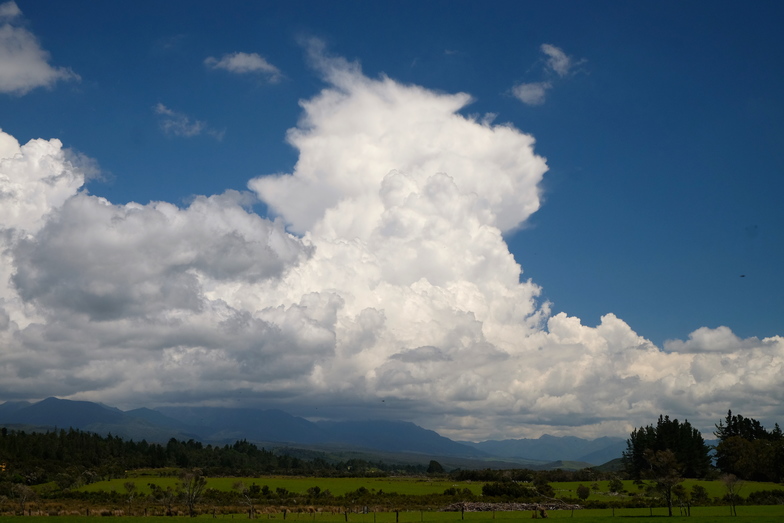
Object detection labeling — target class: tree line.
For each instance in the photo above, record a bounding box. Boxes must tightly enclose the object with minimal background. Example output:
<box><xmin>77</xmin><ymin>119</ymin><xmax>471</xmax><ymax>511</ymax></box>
<box><xmin>623</xmin><ymin>411</ymin><xmax>784</xmax><ymax>482</ymax></box>
<box><xmin>0</xmin><ymin>427</ymin><xmax>426</xmax><ymax>493</ymax></box>
<box><xmin>622</xmin><ymin>411</ymin><xmax>784</xmax><ymax>516</ymax></box>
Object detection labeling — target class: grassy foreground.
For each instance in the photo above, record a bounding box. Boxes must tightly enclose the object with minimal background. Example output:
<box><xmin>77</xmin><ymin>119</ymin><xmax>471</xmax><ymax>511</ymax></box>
<box><xmin>2</xmin><ymin>505</ymin><xmax>784</xmax><ymax>522</ymax></box>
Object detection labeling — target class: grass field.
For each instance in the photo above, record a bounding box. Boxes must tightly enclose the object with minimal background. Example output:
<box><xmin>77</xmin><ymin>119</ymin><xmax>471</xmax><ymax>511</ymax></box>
<box><xmin>78</xmin><ymin>477</ymin><xmax>484</xmax><ymax>496</ymax></box>
<box><xmin>77</xmin><ymin>476</ymin><xmax>780</xmax><ymax>501</ymax></box>
<box><xmin>553</xmin><ymin>478</ymin><xmax>779</xmax><ymax>501</ymax></box>
<box><xmin>2</xmin><ymin>504</ymin><xmax>784</xmax><ymax>522</ymax></box>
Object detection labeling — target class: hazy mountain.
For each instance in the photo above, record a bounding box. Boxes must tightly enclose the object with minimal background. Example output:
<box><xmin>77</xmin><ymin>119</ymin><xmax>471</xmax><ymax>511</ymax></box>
<box><xmin>0</xmin><ymin>398</ymin><xmax>196</xmax><ymax>442</ymax></box>
<box><xmin>155</xmin><ymin>406</ymin><xmax>326</xmax><ymax>444</ymax></box>
<box><xmin>462</xmin><ymin>434</ymin><xmax>627</xmax><ymax>465</ymax></box>
<box><xmin>7</xmin><ymin>397</ymin><xmax>124</xmax><ymax>427</ymax></box>
<box><xmin>125</xmin><ymin>407</ymin><xmax>196</xmax><ymax>431</ymax></box>
<box><xmin>316</xmin><ymin>419</ymin><xmax>488</xmax><ymax>457</ymax></box>
<box><xmin>577</xmin><ymin>439</ymin><xmax>629</xmax><ymax>465</ymax></box>
<box><xmin>0</xmin><ymin>400</ymin><xmax>31</xmax><ymax>415</ymax></box>
<box><xmin>0</xmin><ymin>398</ymin><xmax>623</xmax><ymax>467</ymax></box>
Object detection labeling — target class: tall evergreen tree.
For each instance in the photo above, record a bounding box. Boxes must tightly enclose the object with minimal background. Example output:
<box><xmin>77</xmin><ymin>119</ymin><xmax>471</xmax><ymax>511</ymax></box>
<box><xmin>714</xmin><ymin>410</ymin><xmax>784</xmax><ymax>482</ymax></box>
<box><xmin>623</xmin><ymin>415</ymin><xmax>711</xmax><ymax>479</ymax></box>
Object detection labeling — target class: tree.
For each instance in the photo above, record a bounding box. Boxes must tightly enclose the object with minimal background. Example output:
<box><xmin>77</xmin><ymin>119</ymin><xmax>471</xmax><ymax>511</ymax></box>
<box><xmin>671</xmin><ymin>484</ymin><xmax>690</xmax><ymax>516</ymax></box>
<box><xmin>715</xmin><ymin>410</ymin><xmax>769</xmax><ymax>441</ymax></box>
<box><xmin>179</xmin><ymin>468</ymin><xmax>207</xmax><ymax>517</ymax></box>
<box><xmin>607</xmin><ymin>476</ymin><xmax>624</xmax><ymax>493</ymax></box>
<box><xmin>481</xmin><ymin>481</ymin><xmax>537</xmax><ymax>499</ymax></box>
<box><xmin>233</xmin><ymin>481</ymin><xmax>257</xmax><ymax>518</ymax></box>
<box><xmin>690</xmin><ymin>484</ymin><xmax>709</xmax><ymax>505</ymax></box>
<box><xmin>714</xmin><ymin>411</ymin><xmax>784</xmax><ymax>482</ymax></box>
<box><xmin>123</xmin><ymin>481</ymin><xmax>137</xmax><ymax>515</ymax></box>
<box><xmin>721</xmin><ymin>473</ymin><xmax>743</xmax><ymax>517</ymax></box>
<box><xmin>642</xmin><ymin>449</ymin><xmax>683</xmax><ymax>517</ymax></box>
<box><xmin>624</xmin><ymin>415</ymin><xmax>711</xmax><ymax>478</ymax></box>
<box><xmin>533</xmin><ymin>476</ymin><xmax>555</xmax><ymax>498</ymax></box>
<box><xmin>575</xmin><ymin>484</ymin><xmax>590</xmax><ymax>501</ymax></box>
<box><xmin>427</xmin><ymin>460</ymin><xmax>445</xmax><ymax>474</ymax></box>
<box><xmin>149</xmin><ymin>483</ymin><xmax>177</xmax><ymax>516</ymax></box>
<box><xmin>11</xmin><ymin>484</ymin><xmax>35</xmax><ymax>514</ymax></box>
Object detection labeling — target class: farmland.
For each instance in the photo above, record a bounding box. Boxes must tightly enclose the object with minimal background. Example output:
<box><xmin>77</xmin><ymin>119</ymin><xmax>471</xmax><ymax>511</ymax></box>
<box><xmin>2</xmin><ymin>504</ymin><xmax>784</xmax><ymax>521</ymax></box>
<box><xmin>1</xmin><ymin>473</ymin><xmax>780</xmax><ymax>521</ymax></box>
<box><xmin>78</xmin><ymin>476</ymin><xmax>483</xmax><ymax>497</ymax></box>
<box><xmin>76</xmin><ymin>476</ymin><xmax>780</xmax><ymax>501</ymax></box>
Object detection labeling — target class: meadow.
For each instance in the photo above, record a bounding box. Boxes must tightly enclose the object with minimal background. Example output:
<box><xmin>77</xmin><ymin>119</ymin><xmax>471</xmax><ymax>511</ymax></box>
<box><xmin>552</xmin><ymin>478</ymin><xmax>778</xmax><ymax>501</ymax></box>
<box><xmin>78</xmin><ymin>476</ymin><xmax>483</xmax><ymax>497</ymax></box>
<box><xmin>2</xmin><ymin>505</ymin><xmax>784</xmax><ymax>522</ymax></box>
<box><xmin>77</xmin><ymin>476</ymin><xmax>779</xmax><ymax>501</ymax></box>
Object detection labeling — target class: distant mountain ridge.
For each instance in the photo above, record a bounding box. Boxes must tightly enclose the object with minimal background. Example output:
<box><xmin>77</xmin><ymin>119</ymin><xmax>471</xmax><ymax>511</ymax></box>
<box><xmin>461</xmin><ymin>434</ymin><xmax>627</xmax><ymax>465</ymax></box>
<box><xmin>0</xmin><ymin>398</ymin><xmax>625</xmax><ymax>467</ymax></box>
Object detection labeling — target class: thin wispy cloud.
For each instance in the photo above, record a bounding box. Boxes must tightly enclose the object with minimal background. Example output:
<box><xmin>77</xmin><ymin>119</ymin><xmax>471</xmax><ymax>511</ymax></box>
<box><xmin>511</xmin><ymin>81</ymin><xmax>551</xmax><ymax>106</ymax></box>
<box><xmin>541</xmin><ymin>43</ymin><xmax>577</xmax><ymax>77</ymax></box>
<box><xmin>205</xmin><ymin>52</ymin><xmax>282</xmax><ymax>83</ymax></box>
<box><xmin>0</xmin><ymin>1</ymin><xmax>79</xmax><ymax>95</ymax></box>
<box><xmin>512</xmin><ymin>43</ymin><xmax>584</xmax><ymax>106</ymax></box>
<box><xmin>154</xmin><ymin>103</ymin><xmax>224</xmax><ymax>140</ymax></box>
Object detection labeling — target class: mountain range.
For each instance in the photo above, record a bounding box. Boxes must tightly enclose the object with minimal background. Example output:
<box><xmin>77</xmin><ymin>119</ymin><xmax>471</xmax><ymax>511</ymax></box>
<box><xmin>0</xmin><ymin>397</ymin><xmax>626</xmax><ymax>469</ymax></box>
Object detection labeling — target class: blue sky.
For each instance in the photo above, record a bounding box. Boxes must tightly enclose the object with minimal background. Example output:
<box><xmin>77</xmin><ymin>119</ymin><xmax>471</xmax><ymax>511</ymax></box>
<box><xmin>1</xmin><ymin>1</ymin><xmax>782</xmax><ymax>439</ymax></box>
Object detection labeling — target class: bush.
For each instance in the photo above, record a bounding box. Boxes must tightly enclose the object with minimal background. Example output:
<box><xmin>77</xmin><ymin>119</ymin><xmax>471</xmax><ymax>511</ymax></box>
<box><xmin>481</xmin><ymin>481</ymin><xmax>537</xmax><ymax>499</ymax></box>
<box><xmin>608</xmin><ymin>477</ymin><xmax>624</xmax><ymax>493</ymax></box>
<box><xmin>691</xmin><ymin>484</ymin><xmax>710</xmax><ymax>505</ymax></box>
<box><xmin>746</xmin><ymin>489</ymin><xmax>784</xmax><ymax>505</ymax></box>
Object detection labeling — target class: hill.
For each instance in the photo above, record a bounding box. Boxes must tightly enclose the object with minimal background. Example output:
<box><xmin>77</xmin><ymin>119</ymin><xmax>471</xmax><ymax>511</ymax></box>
<box><xmin>0</xmin><ymin>398</ymin><xmax>624</xmax><ymax>468</ymax></box>
<box><xmin>462</xmin><ymin>434</ymin><xmax>626</xmax><ymax>465</ymax></box>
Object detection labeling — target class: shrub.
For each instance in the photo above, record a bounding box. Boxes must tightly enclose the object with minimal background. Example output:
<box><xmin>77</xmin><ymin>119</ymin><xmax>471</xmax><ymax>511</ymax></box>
<box><xmin>481</xmin><ymin>481</ymin><xmax>537</xmax><ymax>499</ymax></box>
<box><xmin>746</xmin><ymin>489</ymin><xmax>784</xmax><ymax>505</ymax></box>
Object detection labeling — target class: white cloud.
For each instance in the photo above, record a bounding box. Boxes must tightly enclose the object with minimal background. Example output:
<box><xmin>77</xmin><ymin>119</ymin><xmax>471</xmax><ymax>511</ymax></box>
<box><xmin>1</xmin><ymin>46</ymin><xmax>783</xmax><ymax>439</ymax></box>
<box><xmin>205</xmin><ymin>52</ymin><xmax>282</xmax><ymax>82</ymax></box>
<box><xmin>512</xmin><ymin>81</ymin><xmax>551</xmax><ymax>106</ymax></box>
<box><xmin>663</xmin><ymin>326</ymin><xmax>764</xmax><ymax>354</ymax></box>
<box><xmin>0</xmin><ymin>129</ymin><xmax>85</xmax><ymax>234</ymax></box>
<box><xmin>0</xmin><ymin>1</ymin><xmax>79</xmax><ymax>95</ymax></box>
<box><xmin>0</xmin><ymin>1</ymin><xmax>21</xmax><ymax>20</ymax></box>
<box><xmin>541</xmin><ymin>43</ymin><xmax>575</xmax><ymax>77</ymax></box>
<box><xmin>511</xmin><ymin>44</ymin><xmax>583</xmax><ymax>107</ymax></box>
<box><xmin>154</xmin><ymin>103</ymin><xmax>224</xmax><ymax>140</ymax></box>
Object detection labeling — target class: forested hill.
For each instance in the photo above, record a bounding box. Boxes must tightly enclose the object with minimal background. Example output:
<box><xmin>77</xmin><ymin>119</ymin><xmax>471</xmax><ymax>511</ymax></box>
<box><xmin>0</xmin><ymin>428</ymin><xmax>425</xmax><ymax>489</ymax></box>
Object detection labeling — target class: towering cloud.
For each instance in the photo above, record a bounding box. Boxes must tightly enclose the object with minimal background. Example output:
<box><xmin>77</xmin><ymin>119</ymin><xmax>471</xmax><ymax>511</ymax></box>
<box><xmin>0</xmin><ymin>48</ymin><xmax>782</xmax><ymax>439</ymax></box>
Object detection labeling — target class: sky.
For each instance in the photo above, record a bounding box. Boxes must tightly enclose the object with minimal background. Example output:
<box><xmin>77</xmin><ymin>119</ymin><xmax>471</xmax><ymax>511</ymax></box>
<box><xmin>0</xmin><ymin>0</ymin><xmax>783</xmax><ymax>441</ymax></box>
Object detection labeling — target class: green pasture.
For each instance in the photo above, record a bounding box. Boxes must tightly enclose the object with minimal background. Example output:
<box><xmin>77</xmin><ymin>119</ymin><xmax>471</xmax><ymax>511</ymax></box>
<box><xmin>77</xmin><ymin>477</ymin><xmax>483</xmax><ymax>496</ymax></box>
<box><xmin>77</xmin><ymin>476</ymin><xmax>780</xmax><ymax>501</ymax></box>
<box><xmin>554</xmin><ymin>478</ymin><xmax>779</xmax><ymax>501</ymax></box>
<box><xmin>2</xmin><ymin>504</ymin><xmax>784</xmax><ymax>522</ymax></box>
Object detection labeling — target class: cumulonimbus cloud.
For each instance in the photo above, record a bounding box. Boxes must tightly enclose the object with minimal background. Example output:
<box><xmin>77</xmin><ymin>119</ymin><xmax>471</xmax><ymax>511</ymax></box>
<box><xmin>0</xmin><ymin>46</ymin><xmax>782</xmax><ymax>440</ymax></box>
